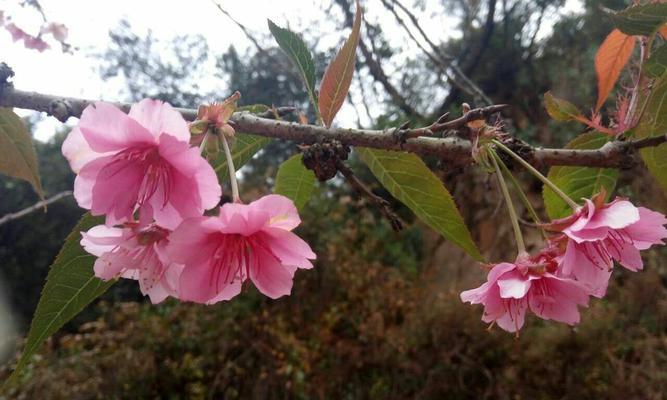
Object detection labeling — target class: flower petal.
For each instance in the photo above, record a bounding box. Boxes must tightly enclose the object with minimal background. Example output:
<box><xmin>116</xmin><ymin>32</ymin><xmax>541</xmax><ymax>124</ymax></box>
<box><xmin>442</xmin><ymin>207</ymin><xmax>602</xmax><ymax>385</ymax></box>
<box><xmin>79</xmin><ymin>102</ymin><xmax>155</xmax><ymax>152</ymax></box>
<box><xmin>129</xmin><ymin>99</ymin><xmax>190</xmax><ymax>142</ymax></box>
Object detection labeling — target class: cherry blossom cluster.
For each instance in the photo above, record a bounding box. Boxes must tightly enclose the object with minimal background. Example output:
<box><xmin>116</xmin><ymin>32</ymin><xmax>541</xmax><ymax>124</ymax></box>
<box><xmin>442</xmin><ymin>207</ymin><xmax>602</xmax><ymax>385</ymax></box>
<box><xmin>62</xmin><ymin>99</ymin><xmax>315</xmax><ymax>304</ymax></box>
<box><xmin>461</xmin><ymin>191</ymin><xmax>667</xmax><ymax>333</ymax></box>
<box><xmin>1</xmin><ymin>10</ymin><xmax>67</xmax><ymax>52</ymax></box>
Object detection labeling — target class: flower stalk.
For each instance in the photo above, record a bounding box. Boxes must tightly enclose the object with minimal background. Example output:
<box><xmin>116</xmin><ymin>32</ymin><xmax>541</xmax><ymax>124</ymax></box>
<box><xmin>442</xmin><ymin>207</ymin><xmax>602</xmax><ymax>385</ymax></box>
<box><xmin>492</xmin><ymin>140</ymin><xmax>579</xmax><ymax>210</ymax></box>
<box><xmin>488</xmin><ymin>146</ymin><xmax>526</xmax><ymax>255</ymax></box>
<box><xmin>221</xmin><ymin>134</ymin><xmax>241</xmax><ymax>203</ymax></box>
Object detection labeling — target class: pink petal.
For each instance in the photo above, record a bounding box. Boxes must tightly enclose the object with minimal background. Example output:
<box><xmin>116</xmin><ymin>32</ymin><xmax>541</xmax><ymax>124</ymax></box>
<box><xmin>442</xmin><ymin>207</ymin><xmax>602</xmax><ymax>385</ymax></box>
<box><xmin>252</xmin><ymin>194</ymin><xmax>301</xmax><ymax>231</ymax></box>
<box><xmin>561</xmin><ymin>240</ymin><xmax>612</xmax><ymax>298</ymax></box>
<box><xmin>80</xmin><ymin>225</ymin><xmax>125</xmax><ymax>257</ymax></box>
<box><xmin>612</xmin><ymin>240</ymin><xmax>643</xmax><ymax>271</ymax></box>
<box><xmin>62</xmin><ymin>126</ymin><xmax>103</xmax><ymax>173</ymax></box>
<box><xmin>623</xmin><ymin>207</ymin><xmax>667</xmax><ymax>250</ymax></box>
<box><xmin>128</xmin><ymin>99</ymin><xmax>190</xmax><ymax>142</ymax></box>
<box><xmin>460</xmin><ymin>281</ymin><xmax>494</xmax><ymax>304</ymax></box>
<box><xmin>93</xmin><ymin>251</ymin><xmax>127</xmax><ymax>280</ymax></box>
<box><xmin>529</xmin><ymin>277</ymin><xmax>587</xmax><ymax>326</ymax></box>
<box><xmin>178</xmin><ymin>260</ymin><xmax>242</xmax><ymax>303</ymax></box>
<box><xmin>167</xmin><ymin>217</ymin><xmax>222</xmax><ymax>265</ymax></box>
<box><xmin>78</xmin><ymin>102</ymin><xmax>155</xmax><ymax>153</ymax></box>
<box><xmin>218</xmin><ymin>203</ymin><xmax>270</xmax><ymax>236</ymax></box>
<box><xmin>259</xmin><ymin>228</ymin><xmax>316</xmax><ymax>268</ymax></box>
<box><xmin>586</xmin><ymin>199</ymin><xmax>639</xmax><ymax>230</ymax></box>
<box><xmin>497</xmin><ymin>270</ymin><xmax>532</xmax><ymax>299</ymax></box>
<box><xmin>564</xmin><ymin>201</ymin><xmax>596</xmax><ymax>233</ymax></box>
<box><xmin>89</xmin><ymin>155</ymin><xmax>144</xmax><ymax>225</ymax></box>
<box><xmin>492</xmin><ymin>298</ymin><xmax>528</xmax><ymax>333</ymax></box>
<box><xmin>154</xmin><ymin>134</ymin><xmax>221</xmax><ymax>223</ymax></box>
<box><xmin>250</xmin><ymin>248</ymin><xmax>295</xmax><ymax>299</ymax></box>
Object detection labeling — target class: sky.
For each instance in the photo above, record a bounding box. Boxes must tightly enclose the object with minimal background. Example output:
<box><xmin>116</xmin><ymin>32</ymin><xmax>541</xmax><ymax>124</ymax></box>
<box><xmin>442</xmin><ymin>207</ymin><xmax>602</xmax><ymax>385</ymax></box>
<box><xmin>2</xmin><ymin>0</ymin><xmax>584</xmax><ymax>141</ymax></box>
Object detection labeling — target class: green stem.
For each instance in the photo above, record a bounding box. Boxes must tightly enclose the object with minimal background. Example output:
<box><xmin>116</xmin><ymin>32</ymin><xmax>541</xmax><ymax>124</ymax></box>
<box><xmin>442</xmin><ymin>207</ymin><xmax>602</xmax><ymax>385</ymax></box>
<box><xmin>490</xmin><ymin>150</ymin><xmax>548</xmax><ymax>239</ymax></box>
<box><xmin>492</xmin><ymin>140</ymin><xmax>579</xmax><ymax>211</ymax></box>
<box><xmin>488</xmin><ymin>146</ymin><xmax>526</xmax><ymax>255</ymax></box>
<box><xmin>199</xmin><ymin>132</ymin><xmax>209</xmax><ymax>153</ymax></box>
<box><xmin>221</xmin><ymin>135</ymin><xmax>241</xmax><ymax>203</ymax></box>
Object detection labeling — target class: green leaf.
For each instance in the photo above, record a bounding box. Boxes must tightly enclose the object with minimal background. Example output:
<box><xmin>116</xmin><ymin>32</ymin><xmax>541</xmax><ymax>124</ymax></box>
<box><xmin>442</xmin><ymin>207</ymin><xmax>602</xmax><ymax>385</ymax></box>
<box><xmin>0</xmin><ymin>108</ymin><xmax>43</xmax><ymax>197</ymax></box>
<box><xmin>6</xmin><ymin>213</ymin><xmax>113</xmax><ymax>384</ymax></box>
<box><xmin>357</xmin><ymin>148</ymin><xmax>482</xmax><ymax>261</ymax></box>
<box><xmin>318</xmin><ymin>0</ymin><xmax>362</xmax><ymax>127</ymax></box>
<box><xmin>543</xmin><ymin>132</ymin><xmax>618</xmax><ymax>220</ymax></box>
<box><xmin>267</xmin><ymin>20</ymin><xmax>318</xmax><ymax>109</ymax></box>
<box><xmin>543</xmin><ymin>92</ymin><xmax>582</xmax><ymax>122</ymax></box>
<box><xmin>635</xmin><ymin>73</ymin><xmax>667</xmax><ymax>195</ymax></box>
<box><xmin>274</xmin><ymin>154</ymin><xmax>316</xmax><ymax>210</ymax></box>
<box><xmin>610</xmin><ymin>3</ymin><xmax>667</xmax><ymax>36</ymax></box>
<box><xmin>213</xmin><ymin>133</ymin><xmax>271</xmax><ymax>182</ymax></box>
<box><xmin>645</xmin><ymin>44</ymin><xmax>667</xmax><ymax>78</ymax></box>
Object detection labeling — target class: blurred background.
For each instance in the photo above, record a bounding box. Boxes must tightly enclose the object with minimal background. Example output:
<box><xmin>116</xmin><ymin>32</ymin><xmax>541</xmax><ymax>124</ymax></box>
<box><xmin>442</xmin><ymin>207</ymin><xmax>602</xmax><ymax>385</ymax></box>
<box><xmin>2</xmin><ymin>0</ymin><xmax>667</xmax><ymax>398</ymax></box>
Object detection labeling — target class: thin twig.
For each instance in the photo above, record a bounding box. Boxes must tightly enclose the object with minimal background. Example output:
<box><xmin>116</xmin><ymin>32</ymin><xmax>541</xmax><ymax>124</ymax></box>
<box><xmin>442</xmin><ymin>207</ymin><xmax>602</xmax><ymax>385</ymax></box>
<box><xmin>335</xmin><ymin>159</ymin><xmax>403</xmax><ymax>231</ymax></box>
<box><xmin>0</xmin><ymin>191</ymin><xmax>72</xmax><ymax>226</ymax></box>
<box><xmin>210</xmin><ymin>1</ymin><xmax>266</xmax><ymax>54</ymax></box>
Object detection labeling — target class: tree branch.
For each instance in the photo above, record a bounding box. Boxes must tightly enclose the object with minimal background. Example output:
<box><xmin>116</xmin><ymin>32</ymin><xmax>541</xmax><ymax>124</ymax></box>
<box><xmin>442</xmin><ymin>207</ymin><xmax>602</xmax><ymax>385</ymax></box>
<box><xmin>1</xmin><ymin>87</ymin><xmax>664</xmax><ymax>168</ymax></box>
<box><xmin>0</xmin><ymin>190</ymin><xmax>72</xmax><ymax>226</ymax></box>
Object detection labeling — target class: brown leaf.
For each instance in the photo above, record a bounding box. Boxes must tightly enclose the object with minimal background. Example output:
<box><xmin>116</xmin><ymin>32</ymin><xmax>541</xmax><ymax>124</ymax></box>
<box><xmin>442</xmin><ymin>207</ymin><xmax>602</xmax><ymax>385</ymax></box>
<box><xmin>594</xmin><ymin>29</ymin><xmax>636</xmax><ymax>111</ymax></box>
<box><xmin>318</xmin><ymin>0</ymin><xmax>361</xmax><ymax>127</ymax></box>
<box><xmin>0</xmin><ymin>108</ymin><xmax>43</xmax><ymax>198</ymax></box>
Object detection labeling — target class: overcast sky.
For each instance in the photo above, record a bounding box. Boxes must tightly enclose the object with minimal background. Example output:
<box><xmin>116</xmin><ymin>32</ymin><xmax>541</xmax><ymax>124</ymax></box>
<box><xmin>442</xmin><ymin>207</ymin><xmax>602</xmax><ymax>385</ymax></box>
<box><xmin>1</xmin><ymin>0</ymin><xmax>584</xmax><ymax>141</ymax></box>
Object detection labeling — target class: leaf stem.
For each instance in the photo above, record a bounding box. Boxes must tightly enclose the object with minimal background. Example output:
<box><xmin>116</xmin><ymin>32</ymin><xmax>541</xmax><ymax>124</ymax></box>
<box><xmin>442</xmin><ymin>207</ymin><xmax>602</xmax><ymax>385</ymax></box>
<box><xmin>488</xmin><ymin>146</ymin><xmax>526</xmax><ymax>255</ymax></box>
<box><xmin>221</xmin><ymin>135</ymin><xmax>241</xmax><ymax>203</ymax></box>
<box><xmin>492</xmin><ymin>140</ymin><xmax>579</xmax><ymax>211</ymax></box>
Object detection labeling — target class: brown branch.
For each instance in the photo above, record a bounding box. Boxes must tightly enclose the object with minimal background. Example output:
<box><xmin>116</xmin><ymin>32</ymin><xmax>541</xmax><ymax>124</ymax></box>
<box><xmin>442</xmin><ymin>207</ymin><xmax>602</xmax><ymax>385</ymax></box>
<box><xmin>0</xmin><ymin>190</ymin><xmax>72</xmax><ymax>226</ymax></box>
<box><xmin>0</xmin><ymin>87</ymin><xmax>664</xmax><ymax>168</ymax></box>
<box><xmin>335</xmin><ymin>159</ymin><xmax>403</xmax><ymax>231</ymax></box>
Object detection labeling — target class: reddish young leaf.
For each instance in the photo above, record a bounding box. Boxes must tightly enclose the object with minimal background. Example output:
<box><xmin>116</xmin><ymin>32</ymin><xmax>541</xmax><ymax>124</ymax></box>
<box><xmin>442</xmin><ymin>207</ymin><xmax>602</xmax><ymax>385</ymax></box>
<box><xmin>318</xmin><ymin>0</ymin><xmax>361</xmax><ymax>127</ymax></box>
<box><xmin>660</xmin><ymin>24</ymin><xmax>667</xmax><ymax>39</ymax></box>
<box><xmin>594</xmin><ymin>29</ymin><xmax>636</xmax><ymax>111</ymax></box>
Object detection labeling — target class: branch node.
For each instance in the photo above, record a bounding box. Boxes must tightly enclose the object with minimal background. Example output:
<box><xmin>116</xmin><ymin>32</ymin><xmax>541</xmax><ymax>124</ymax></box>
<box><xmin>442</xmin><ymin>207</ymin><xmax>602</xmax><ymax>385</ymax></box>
<box><xmin>0</xmin><ymin>62</ymin><xmax>15</xmax><ymax>96</ymax></box>
<box><xmin>49</xmin><ymin>99</ymin><xmax>73</xmax><ymax>122</ymax></box>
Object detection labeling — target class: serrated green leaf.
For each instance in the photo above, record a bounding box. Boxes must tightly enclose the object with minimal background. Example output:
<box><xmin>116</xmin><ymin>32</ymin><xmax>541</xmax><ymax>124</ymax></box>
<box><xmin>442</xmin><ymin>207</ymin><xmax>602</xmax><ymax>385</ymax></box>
<box><xmin>0</xmin><ymin>108</ymin><xmax>43</xmax><ymax>198</ymax></box>
<box><xmin>274</xmin><ymin>154</ymin><xmax>316</xmax><ymax>210</ymax></box>
<box><xmin>645</xmin><ymin>44</ymin><xmax>667</xmax><ymax>78</ymax></box>
<box><xmin>357</xmin><ymin>148</ymin><xmax>482</xmax><ymax>261</ymax></box>
<box><xmin>543</xmin><ymin>133</ymin><xmax>618</xmax><ymax>219</ymax></box>
<box><xmin>610</xmin><ymin>3</ymin><xmax>667</xmax><ymax>36</ymax></box>
<box><xmin>267</xmin><ymin>20</ymin><xmax>318</xmax><ymax>110</ymax></box>
<box><xmin>635</xmin><ymin>73</ymin><xmax>667</xmax><ymax>196</ymax></box>
<box><xmin>6</xmin><ymin>213</ymin><xmax>113</xmax><ymax>384</ymax></box>
<box><xmin>213</xmin><ymin>133</ymin><xmax>271</xmax><ymax>182</ymax></box>
<box><xmin>544</xmin><ymin>92</ymin><xmax>582</xmax><ymax>122</ymax></box>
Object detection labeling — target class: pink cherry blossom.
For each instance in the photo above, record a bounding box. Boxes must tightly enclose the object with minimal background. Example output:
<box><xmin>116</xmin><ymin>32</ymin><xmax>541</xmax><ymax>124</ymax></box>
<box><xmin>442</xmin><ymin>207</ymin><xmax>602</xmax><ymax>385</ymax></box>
<box><xmin>63</xmin><ymin>100</ymin><xmax>221</xmax><ymax>228</ymax></box>
<box><xmin>460</xmin><ymin>252</ymin><xmax>589</xmax><ymax>333</ymax></box>
<box><xmin>81</xmin><ymin>222</ymin><xmax>183</xmax><ymax>304</ymax></box>
<box><xmin>40</xmin><ymin>22</ymin><xmax>68</xmax><ymax>42</ymax></box>
<box><xmin>552</xmin><ymin>197</ymin><xmax>667</xmax><ymax>297</ymax></box>
<box><xmin>4</xmin><ymin>23</ymin><xmax>49</xmax><ymax>51</ymax></box>
<box><xmin>167</xmin><ymin>194</ymin><xmax>316</xmax><ymax>304</ymax></box>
